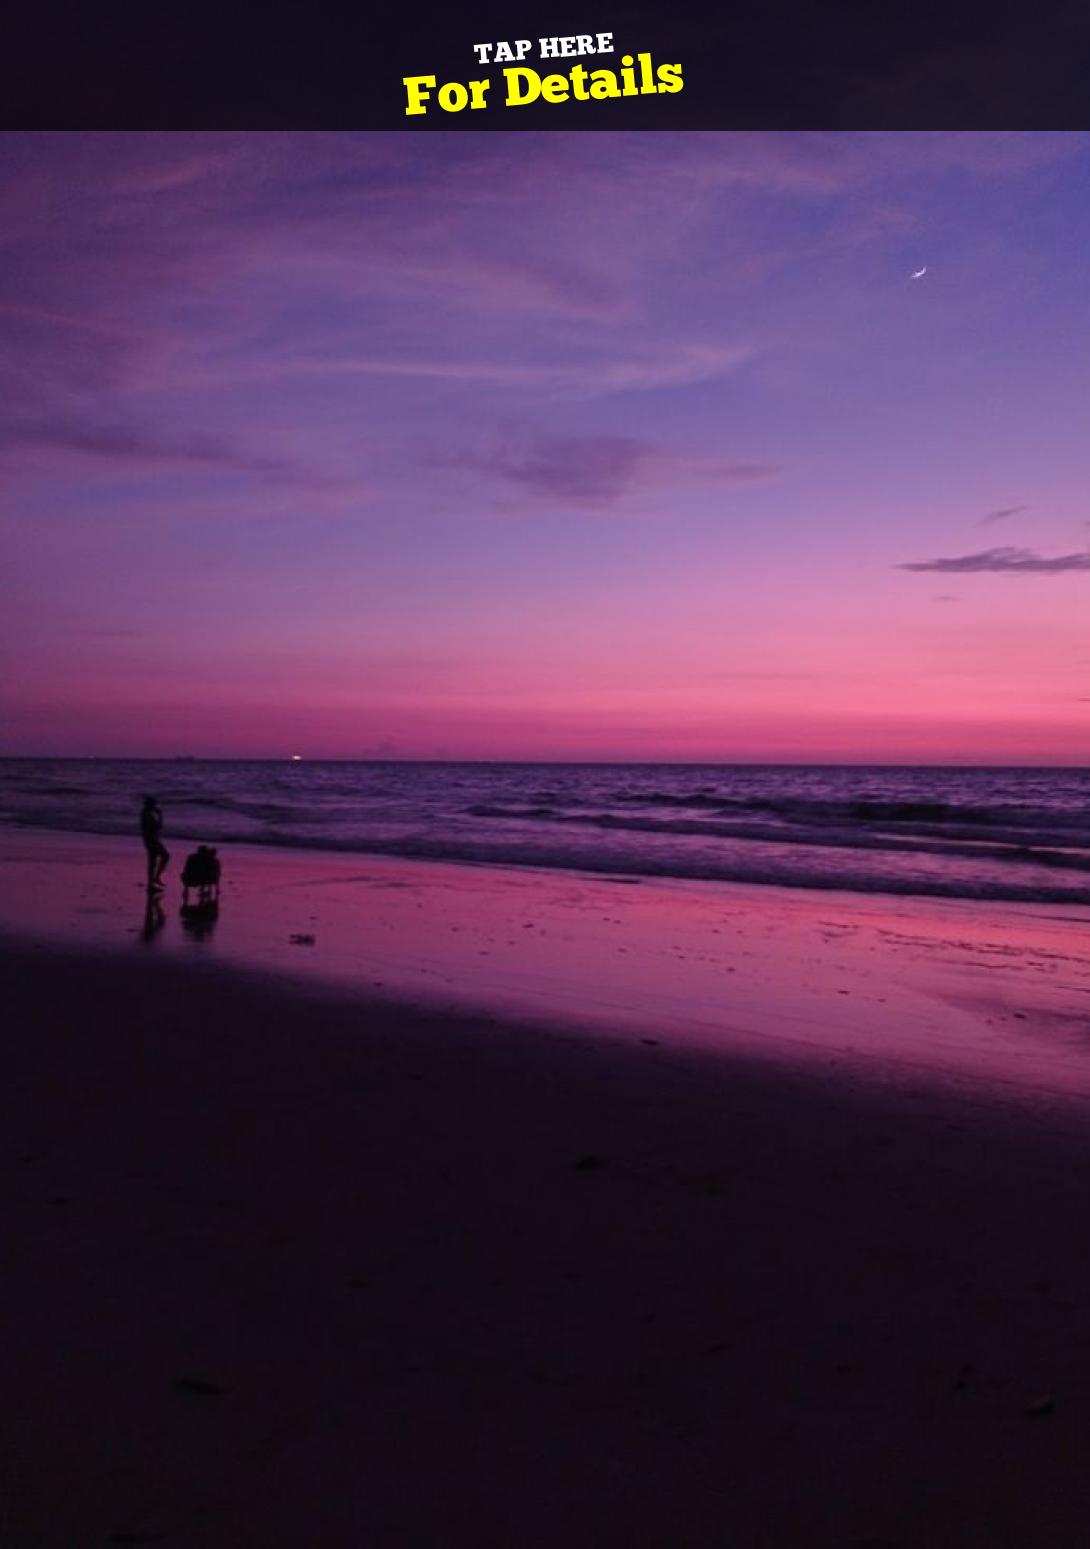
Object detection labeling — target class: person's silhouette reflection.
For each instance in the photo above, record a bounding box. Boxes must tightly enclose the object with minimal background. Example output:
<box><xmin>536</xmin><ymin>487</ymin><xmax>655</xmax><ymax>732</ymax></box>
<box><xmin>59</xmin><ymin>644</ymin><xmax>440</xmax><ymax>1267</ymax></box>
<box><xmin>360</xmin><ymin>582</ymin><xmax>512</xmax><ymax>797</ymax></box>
<box><xmin>141</xmin><ymin>886</ymin><xmax>166</xmax><ymax>943</ymax></box>
<box><xmin>180</xmin><ymin>898</ymin><xmax>219</xmax><ymax>941</ymax></box>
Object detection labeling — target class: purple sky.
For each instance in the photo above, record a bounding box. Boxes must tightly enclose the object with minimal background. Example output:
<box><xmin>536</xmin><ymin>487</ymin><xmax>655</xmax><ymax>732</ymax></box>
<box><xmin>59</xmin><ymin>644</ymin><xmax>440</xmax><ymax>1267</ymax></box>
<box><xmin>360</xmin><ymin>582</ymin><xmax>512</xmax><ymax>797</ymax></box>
<box><xmin>2</xmin><ymin>131</ymin><xmax>1089</xmax><ymax>761</ymax></box>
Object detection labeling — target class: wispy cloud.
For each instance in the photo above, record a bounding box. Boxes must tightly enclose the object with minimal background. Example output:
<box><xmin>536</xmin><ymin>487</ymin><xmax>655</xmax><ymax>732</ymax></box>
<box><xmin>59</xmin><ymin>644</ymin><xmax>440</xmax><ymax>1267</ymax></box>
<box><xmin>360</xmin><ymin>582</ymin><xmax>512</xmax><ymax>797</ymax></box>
<box><xmin>457</xmin><ymin>435</ymin><xmax>652</xmax><ymax>505</ymax></box>
<box><xmin>899</xmin><ymin>547</ymin><xmax>1090</xmax><ymax>574</ymax></box>
<box><xmin>276</xmin><ymin>343</ymin><xmax>752</xmax><ymax>400</ymax></box>
<box><xmin>447</xmin><ymin>433</ymin><xmax>780</xmax><ymax>508</ymax></box>
<box><xmin>978</xmin><ymin>503</ymin><xmax>1029</xmax><ymax>526</ymax></box>
<box><xmin>0</xmin><ymin>416</ymin><xmax>348</xmax><ymax>492</ymax></box>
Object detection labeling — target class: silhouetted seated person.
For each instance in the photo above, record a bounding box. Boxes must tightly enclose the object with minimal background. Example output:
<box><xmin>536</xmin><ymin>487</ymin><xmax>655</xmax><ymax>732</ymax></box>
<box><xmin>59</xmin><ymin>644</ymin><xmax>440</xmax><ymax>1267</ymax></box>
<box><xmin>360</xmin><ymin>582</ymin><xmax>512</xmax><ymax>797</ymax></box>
<box><xmin>140</xmin><ymin>795</ymin><xmax>169</xmax><ymax>890</ymax></box>
<box><xmin>181</xmin><ymin>845</ymin><xmax>221</xmax><ymax>905</ymax></box>
<box><xmin>180</xmin><ymin>846</ymin><xmax>221</xmax><ymax>940</ymax></box>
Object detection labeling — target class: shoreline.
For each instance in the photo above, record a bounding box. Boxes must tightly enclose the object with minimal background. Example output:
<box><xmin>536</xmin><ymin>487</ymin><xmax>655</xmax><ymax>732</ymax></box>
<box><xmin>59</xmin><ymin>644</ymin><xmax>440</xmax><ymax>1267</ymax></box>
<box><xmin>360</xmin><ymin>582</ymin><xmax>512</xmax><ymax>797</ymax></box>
<box><xmin>4</xmin><ymin>809</ymin><xmax>1089</xmax><ymax>910</ymax></box>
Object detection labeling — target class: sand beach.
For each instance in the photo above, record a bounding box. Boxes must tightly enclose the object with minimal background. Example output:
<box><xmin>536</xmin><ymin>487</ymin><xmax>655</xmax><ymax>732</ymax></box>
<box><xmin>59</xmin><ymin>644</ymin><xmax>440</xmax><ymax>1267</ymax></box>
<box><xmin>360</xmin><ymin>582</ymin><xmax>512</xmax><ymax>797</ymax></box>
<box><xmin>4</xmin><ymin>829</ymin><xmax>1090</xmax><ymax>1545</ymax></box>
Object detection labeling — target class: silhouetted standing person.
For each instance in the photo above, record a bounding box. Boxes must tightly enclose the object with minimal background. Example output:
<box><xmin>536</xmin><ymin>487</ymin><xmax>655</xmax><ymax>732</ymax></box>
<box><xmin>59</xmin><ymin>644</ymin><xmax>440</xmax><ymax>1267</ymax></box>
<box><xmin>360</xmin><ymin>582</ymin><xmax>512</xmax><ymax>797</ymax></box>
<box><xmin>140</xmin><ymin>795</ymin><xmax>169</xmax><ymax>889</ymax></box>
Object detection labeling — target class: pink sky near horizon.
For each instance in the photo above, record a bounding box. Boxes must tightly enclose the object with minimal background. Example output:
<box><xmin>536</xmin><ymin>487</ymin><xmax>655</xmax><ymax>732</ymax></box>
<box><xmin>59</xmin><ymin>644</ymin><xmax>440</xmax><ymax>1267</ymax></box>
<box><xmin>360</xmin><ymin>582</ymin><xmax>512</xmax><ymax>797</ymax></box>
<box><xmin>2</xmin><ymin>131</ymin><xmax>1089</xmax><ymax>763</ymax></box>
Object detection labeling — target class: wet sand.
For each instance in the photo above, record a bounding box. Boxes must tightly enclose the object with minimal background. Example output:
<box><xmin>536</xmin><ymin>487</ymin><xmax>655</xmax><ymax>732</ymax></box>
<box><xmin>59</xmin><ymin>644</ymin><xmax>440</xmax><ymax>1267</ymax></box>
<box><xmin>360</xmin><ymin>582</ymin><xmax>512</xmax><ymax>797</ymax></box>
<box><xmin>4</xmin><ymin>830</ymin><xmax>1090</xmax><ymax>1544</ymax></box>
<box><xmin>4</xmin><ymin>826</ymin><xmax>1090</xmax><ymax>1102</ymax></box>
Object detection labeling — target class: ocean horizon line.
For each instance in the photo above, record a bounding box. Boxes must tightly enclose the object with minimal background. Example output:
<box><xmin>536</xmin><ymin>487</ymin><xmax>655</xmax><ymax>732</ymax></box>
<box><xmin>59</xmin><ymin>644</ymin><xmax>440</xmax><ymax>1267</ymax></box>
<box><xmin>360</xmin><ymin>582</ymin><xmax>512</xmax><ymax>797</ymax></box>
<box><xmin>1</xmin><ymin>755</ymin><xmax>1089</xmax><ymax>772</ymax></box>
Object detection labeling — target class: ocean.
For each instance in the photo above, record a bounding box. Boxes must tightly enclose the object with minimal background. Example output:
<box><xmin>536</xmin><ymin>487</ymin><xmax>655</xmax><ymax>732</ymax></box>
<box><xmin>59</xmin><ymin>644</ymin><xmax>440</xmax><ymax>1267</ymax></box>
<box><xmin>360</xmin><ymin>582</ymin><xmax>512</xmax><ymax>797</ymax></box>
<box><xmin>1</xmin><ymin>759</ymin><xmax>1088</xmax><ymax>906</ymax></box>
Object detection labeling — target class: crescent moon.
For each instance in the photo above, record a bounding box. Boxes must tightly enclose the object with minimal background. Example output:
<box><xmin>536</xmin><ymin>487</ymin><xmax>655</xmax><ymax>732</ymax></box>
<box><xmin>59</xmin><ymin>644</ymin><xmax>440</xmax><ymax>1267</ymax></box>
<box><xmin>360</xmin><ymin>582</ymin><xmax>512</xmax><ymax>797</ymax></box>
<box><xmin>911</xmin><ymin>266</ymin><xmax>927</xmax><ymax>279</ymax></box>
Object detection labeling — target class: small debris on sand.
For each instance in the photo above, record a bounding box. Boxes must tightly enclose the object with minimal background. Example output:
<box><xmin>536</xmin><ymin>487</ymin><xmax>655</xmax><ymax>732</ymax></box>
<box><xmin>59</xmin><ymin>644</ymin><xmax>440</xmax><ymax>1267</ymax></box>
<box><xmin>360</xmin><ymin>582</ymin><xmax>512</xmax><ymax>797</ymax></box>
<box><xmin>174</xmin><ymin>1376</ymin><xmax>225</xmax><ymax>1397</ymax></box>
<box><xmin>289</xmin><ymin>933</ymin><xmax>316</xmax><ymax>945</ymax></box>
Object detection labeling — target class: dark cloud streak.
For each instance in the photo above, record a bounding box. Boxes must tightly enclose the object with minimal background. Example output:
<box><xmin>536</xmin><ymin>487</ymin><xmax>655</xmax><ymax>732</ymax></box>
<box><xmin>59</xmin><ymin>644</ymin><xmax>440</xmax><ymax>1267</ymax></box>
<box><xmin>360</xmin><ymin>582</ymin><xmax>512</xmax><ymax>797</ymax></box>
<box><xmin>899</xmin><ymin>547</ymin><xmax>1090</xmax><ymax>574</ymax></box>
<box><xmin>0</xmin><ymin>417</ymin><xmax>343</xmax><ymax>492</ymax></box>
<box><xmin>448</xmin><ymin>433</ymin><xmax>779</xmax><ymax>508</ymax></box>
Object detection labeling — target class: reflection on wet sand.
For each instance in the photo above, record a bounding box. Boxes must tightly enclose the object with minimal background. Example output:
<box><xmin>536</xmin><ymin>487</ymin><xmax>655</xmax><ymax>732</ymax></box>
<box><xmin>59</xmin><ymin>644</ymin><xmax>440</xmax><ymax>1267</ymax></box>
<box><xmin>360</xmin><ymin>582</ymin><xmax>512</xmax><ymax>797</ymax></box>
<box><xmin>180</xmin><ymin>899</ymin><xmax>219</xmax><ymax>941</ymax></box>
<box><xmin>140</xmin><ymin>886</ymin><xmax>165</xmax><ymax>944</ymax></box>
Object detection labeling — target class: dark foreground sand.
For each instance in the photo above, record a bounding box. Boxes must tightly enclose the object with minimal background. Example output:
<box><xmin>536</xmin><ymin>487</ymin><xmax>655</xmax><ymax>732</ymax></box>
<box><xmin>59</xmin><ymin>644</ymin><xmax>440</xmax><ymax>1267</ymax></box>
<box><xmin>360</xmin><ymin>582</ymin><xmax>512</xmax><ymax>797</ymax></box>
<box><xmin>5</xmin><ymin>935</ymin><xmax>1090</xmax><ymax>1547</ymax></box>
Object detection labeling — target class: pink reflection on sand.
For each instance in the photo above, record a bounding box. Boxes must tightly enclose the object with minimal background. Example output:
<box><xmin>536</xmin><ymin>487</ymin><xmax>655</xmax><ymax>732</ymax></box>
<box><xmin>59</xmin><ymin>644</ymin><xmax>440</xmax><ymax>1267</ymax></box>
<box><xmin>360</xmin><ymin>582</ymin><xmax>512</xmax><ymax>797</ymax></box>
<box><xmin>3</xmin><ymin>827</ymin><xmax>1090</xmax><ymax>1104</ymax></box>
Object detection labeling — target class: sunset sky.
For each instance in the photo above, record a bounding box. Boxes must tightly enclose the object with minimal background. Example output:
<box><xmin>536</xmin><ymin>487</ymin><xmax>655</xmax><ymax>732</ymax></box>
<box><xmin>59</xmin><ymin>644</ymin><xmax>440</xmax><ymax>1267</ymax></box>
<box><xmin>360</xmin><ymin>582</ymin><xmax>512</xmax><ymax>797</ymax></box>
<box><xmin>2</xmin><ymin>131</ymin><xmax>1088</xmax><ymax>762</ymax></box>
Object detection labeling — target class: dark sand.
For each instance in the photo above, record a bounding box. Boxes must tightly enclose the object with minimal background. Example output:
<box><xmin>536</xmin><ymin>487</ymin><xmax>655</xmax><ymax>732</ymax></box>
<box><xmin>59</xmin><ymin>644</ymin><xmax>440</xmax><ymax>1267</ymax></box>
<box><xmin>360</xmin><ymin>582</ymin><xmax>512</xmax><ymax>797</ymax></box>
<box><xmin>6</xmin><ymin>928</ymin><xmax>1090</xmax><ymax>1546</ymax></box>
